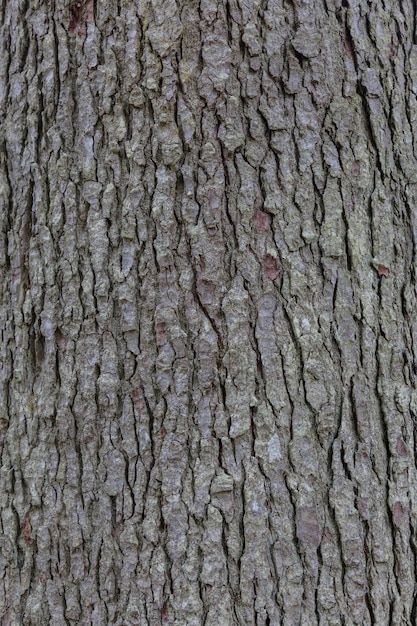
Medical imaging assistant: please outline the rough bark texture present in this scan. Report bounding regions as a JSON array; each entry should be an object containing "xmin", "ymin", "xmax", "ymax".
[{"xmin": 1, "ymin": 0, "xmax": 417, "ymax": 624}]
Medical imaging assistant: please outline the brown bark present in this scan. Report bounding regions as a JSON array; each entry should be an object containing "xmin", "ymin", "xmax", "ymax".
[{"xmin": 1, "ymin": 0, "xmax": 417, "ymax": 624}]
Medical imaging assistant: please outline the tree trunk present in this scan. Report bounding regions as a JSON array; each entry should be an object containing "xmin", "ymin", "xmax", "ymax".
[{"xmin": 1, "ymin": 0, "xmax": 417, "ymax": 624}]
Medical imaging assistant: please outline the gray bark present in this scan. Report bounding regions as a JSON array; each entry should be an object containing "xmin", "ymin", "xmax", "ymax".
[{"xmin": 1, "ymin": 0, "xmax": 417, "ymax": 624}]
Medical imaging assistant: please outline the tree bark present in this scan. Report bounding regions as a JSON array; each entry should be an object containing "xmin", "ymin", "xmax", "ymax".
[{"xmin": 2, "ymin": 0, "xmax": 417, "ymax": 624}]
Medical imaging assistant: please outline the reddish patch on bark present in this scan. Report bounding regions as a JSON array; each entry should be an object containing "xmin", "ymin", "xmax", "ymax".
[
  {"xmin": 392, "ymin": 501, "xmax": 408, "ymax": 527},
  {"xmin": 263, "ymin": 254, "xmax": 280, "ymax": 280},
  {"xmin": 155, "ymin": 321, "xmax": 167, "ymax": 345},
  {"xmin": 69, "ymin": 0, "xmax": 93, "ymax": 35},
  {"xmin": 322, "ymin": 527, "xmax": 333, "ymax": 542},
  {"xmin": 131, "ymin": 387, "xmax": 145, "ymax": 410},
  {"xmin": 160, "ymin": 426, "xmax": 167, "ymax": 438},
  {"xmin": 377, "ymin": 264, "xmax": 389, "ymax": 277},
  {"xmin": 69, "ymin": 2, "xmax": 83, "ymax": 32},
  {"xmin": 85, "ymin": 0, "xmax": 94, "ymax": 21},
  {"xmin": 343, "ymin": 35, "xmax": 355, "ymax": 59},
  {"xmin": 389, "ymin": 43, "xmax": 398, "ymax": 58},
  {"xmin": 396, "ymin": 437, "xmax": 408, "ymax": 457},
  {"xmin": 197, "ymin": 278, "xmax": 216, "ymax": 304},
  {"xmin": 55, "ymin": 328, "xmax": 67, "ymax": 350},
  {"xmin": 254, "ymin": 210, "xmax": 270, "ymax": 232},
  {"xmin": 207, "ymin": 188, "xmax": 220, "ymax": 211},
  {"xmin": 296, "ymin": 506, "xmax": 321, "ymax": 548},
  {"xmin": 22, "ymin": 513, "xmax": 33, "ymax": 546},
  {"xmin": 161, "ymin": 603, "xmax": 169, "ymax": 622},
  {"xmin": 198, "ymin": 255, "xmax": 206, "ymax": 272},
  {"xmin": 356, "ymin": 497, "xmax": 369, "ymax": 520}
]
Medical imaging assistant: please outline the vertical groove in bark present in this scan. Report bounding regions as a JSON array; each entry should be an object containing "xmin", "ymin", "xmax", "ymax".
[{"xmin": 1, "ymin": 0, "xmax": 417, "ymax": 624}]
